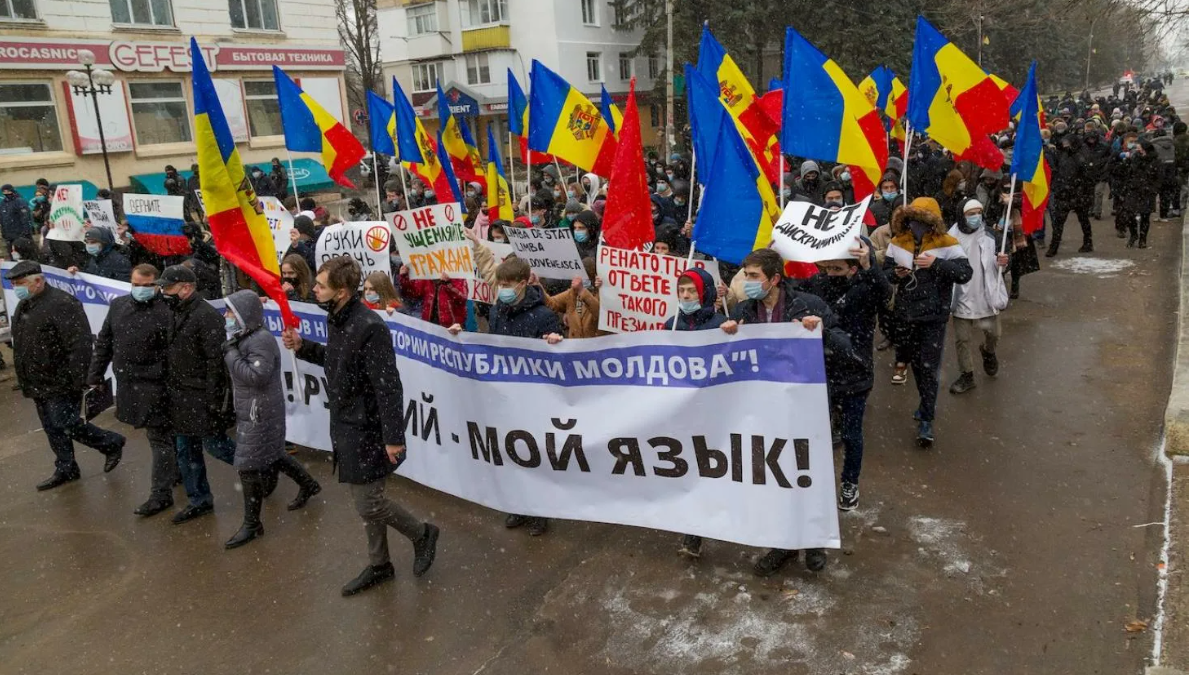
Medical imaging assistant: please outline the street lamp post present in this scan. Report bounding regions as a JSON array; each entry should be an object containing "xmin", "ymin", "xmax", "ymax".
[
  {"xmin": 1085, "ymin": 15, "xmax": 1099, "ymax": 91},
  {"xmin": 66, "ymin": 50, "xmax": 116, "ymax": 192}
]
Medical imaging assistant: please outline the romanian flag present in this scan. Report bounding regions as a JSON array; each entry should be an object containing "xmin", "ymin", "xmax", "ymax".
[
  {"xmin": 435, "ymin": 130, "xmax": 466, "ymax": 206},
  {"xmin": 600, "ymin": 85, "xmax": 624, "ymax": 135},
  {"xmin": 1009, "ymin": 62, "xmax": 1049, "ymax": 235},
  {"xmin": 509, "ymin": 69, "xmax": 553, "ymax": 165},
  {"xmin": 437, "ymin": 82, "xmax": 482, "ymax": 186},
  {"xmin": 457, "ymin": 116, "xmax": 486, "ymax": 189},
  {"xmin": 366, "ymin": 90, "xmax": 397, "ymax": 156},
  {"xmin": 485, "ymin": 125, "xmax": 513, "ymax": 223},
  {"xmin": 192, "ymin": 40, "xmax": 297, "ymax": 328},
  {"xmin": 688, "ymin": 64, "xmax": 780, "ymax": 265},
  {"xmin": 780, "ymin": 27, "xmax": 887, "ymax": 217},
  {"xmin": 907, "ymin": 16, "xmax": 1009, "ymax": 170},
  {"xmin": 697, "ymin": 25, "xmax": 781, "ymax": 184},
  {"xmin": 1000, "ymin": 72, "xmax": 1046, "ymax": 126},
  {"xmin": 392, "ymin": 76, "xmax": 453, "ymax": 200},
  {"xmin": 528, "ymin": 60, "xmax": 617, "ymax": 175},
  {"xmin": 273, "ymin": 66, "xmax": 365, "ymax": 189},
  {"xmin": 601, "ymin": 78, "xmax": 654, "ymax": 251}
]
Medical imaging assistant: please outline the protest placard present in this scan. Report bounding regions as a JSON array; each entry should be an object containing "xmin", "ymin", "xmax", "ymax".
[
  {"xmin": 388, "ymin": 203, "xmax": 474, "ymax": 280},
  {"xmin": 769, "ymin": 196, "xmax": 871, "ymax": 264},
  {"xmin": 46, "ymin": 184, "xmax": 86, "ymax": 241},
  {"xmin": 503, "ymin": 226, "xmax": 588, "ymax": 281},
  {"xmin": 82, "ymin": 199, "xmax": 117, "ymax": 233},
  {"xmin": 597, "ymin": 246, "xmax": 723, "ymax": 333},
  {"xmin": 468, "ymin": 241, "xmax": 514, "ymax": 303},
  {"xmin": 315, "ymin": 221, "xmax": 392, "ymax": 288},
  {"xmin": 259, "ymin": 196, "xmax": 294, "ymax": 265}
]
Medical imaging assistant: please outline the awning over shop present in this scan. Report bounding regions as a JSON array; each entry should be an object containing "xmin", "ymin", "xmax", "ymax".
[
  {"xmin": 128, "ymin": 158, "xmax": 336, "ymax": 196},
  {"xmin": 13, "ymin": 181, "xmax": 101, "ymax": 201}
]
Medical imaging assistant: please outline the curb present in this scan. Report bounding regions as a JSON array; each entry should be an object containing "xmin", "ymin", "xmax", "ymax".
[
  {"xmin": 1167, "ymin": 212, "xmax": 1189, "ymax": 456},
  {"xmin": 1148, "ymin": 668, "xmax": 1189, "ymax": 675}
]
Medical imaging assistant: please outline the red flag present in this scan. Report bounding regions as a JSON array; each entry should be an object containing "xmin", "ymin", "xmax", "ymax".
[{"xmin": 600, "ymin": 79, "xmax": 654, "ymax": 251}]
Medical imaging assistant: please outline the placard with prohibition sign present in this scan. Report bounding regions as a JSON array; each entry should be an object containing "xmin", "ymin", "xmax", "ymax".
[
  {"xmin": 366, "ymin": 224, "xmax": 390, "ymax": 253},
  {"xmin": 387, "ymin": 202, "xmax": 475, "ymax": 280}
]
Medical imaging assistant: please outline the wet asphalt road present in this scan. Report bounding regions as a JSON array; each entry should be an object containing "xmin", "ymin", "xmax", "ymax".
[{"xmin": 1, "ymin": 95, "xmax": 1184, "ymax": 675}]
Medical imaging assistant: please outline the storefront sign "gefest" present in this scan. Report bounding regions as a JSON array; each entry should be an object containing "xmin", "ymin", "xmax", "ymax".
[{"xmin": 0, "ymin": 37, "xmax": 345, "ymax": 72}]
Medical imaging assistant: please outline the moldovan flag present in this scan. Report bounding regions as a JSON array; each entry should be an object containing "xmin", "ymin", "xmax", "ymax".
[
  {"xmin": 274, "ymin": 66, "xmax": 365, "ymax": 189},
  {"xmin": 860, "ymin": 65, "xmax": 908, "ymax": 142},
  {"xmin": 600, "ymin": 79, "xmax": 654, "ymax": 251},
  {"xmin": 192, "ymin": 39, "xmax": 297, "ymax": 327},
  {"xmin": 435, "ymin": 130, "xmax": 466, "ymax": 206},
  {"xmin": 1009, "ymin": 62, "xmax": 1049, "ymax": 235},
  {"xmin": 486, "ymin": 125, "xmax": 514, "ymax": 223},
  {"xmin": 528, "ymin": 60, "xmax": 617, "ymax": 175},
  {"xmin": 437, "ymin": 82, "xmax": 483, "ymax": 185},
  {"xmin": 600, "ymin": 85, "xmax": 624, "ymax": 136},
  {"xmin": 366, "ymin": 90, "xmax": 397, "ymax": 155},
  {"xmin": 509, "ymin": 69, "xmax": 554, "ymax": 165},
  {"xmin": 392, "ymin": 76, "xmax": 454, "ymax": 200},
  {"xmin": 781, "ymin": 27, "xmax": 886, "ymax": 223},
  {"xmin": 907, "ymin": 16, "xmax": 1009, "ymax": 169}
]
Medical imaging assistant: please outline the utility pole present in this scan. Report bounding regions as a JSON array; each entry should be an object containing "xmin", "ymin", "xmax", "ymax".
[{"xmin": 664, "ymin": 0, "xmax": 674, "ymax": 160}]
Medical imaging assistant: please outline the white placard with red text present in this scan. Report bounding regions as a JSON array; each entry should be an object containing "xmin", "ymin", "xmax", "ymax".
[
  {"xmin": 597, "ymin": 246, "xmax": 722, "ymax": 333},
  {"xmin": 387, "ymin": 203, "xmax": 475, "ymax": 281}
]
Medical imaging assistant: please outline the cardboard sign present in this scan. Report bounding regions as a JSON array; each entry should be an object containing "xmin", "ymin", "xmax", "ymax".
[
  {"xmin": 259, "ymin": 196, "xmax": 293, "ymax": 265},
  {"xmin": 388, "ymin": 203, "xmax": 475, "ymax": 280},
  {"xmin": 770, "ymin": 196, "xmax": 871, "ymax": 263},
  {"xmin": 468, "ymin": 240, "xmax": 514, "ymax": 303},
  {"xmin": 315, "ymin": 221, "xmax": 392, "ymax": 289},
  {"xmin": 503, "ymin": 226, "xmax": 588, "ymax": 281},
  {"xmin": 597, "ymin": 246, "xmax": 723, "ymax": 333},
  {"xmin": 82, "ymin": 199, "xmax": 117, "ymax": 233},
  {"xmin": 46, "ymin": 184, "xmax": 86, "ymax": 241}
]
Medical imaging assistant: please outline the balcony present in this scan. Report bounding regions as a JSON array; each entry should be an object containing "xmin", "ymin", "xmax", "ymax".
[{"xmin": 461, "ymin": 24, "xmax": 510, "ymax": 52}]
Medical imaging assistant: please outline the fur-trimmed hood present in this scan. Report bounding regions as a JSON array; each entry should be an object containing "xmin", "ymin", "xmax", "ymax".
[{"xmin": 889, "ymin": 204, "xmax": 946, "ymax": 238}]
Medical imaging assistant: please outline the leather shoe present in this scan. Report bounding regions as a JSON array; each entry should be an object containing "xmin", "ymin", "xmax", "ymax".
[
  {"xmin": 287, "ymin": 482, "xmax": 321, "ymax": 511},
  {"xmin": 36, "ymin": 471, "xmax": 80, "ymax": 491},
  {"xmin": 172, "ymin": 502, "xmax": 214, "ymax": 524},
  {"xmin": 103, "ymin": 438, "xmax": 125, "ymax": 473},
  {"xmin": 224, "ymin": 523, "xmax": 264, "ymax": 550},
  {"xmin": 134, "ymin": 496, "xmax": 174, "ymax": 517},
  {"xmin": 342, "ymin": 563, "xmax": 395, "ymax": 597},
  {"xmin": 412, "ymin": 523, "xmax": 439, "ymax": 577}
]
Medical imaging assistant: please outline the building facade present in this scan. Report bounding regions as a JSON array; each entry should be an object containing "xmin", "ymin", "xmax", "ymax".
[
  {"xmin": 0, "ymin": 0, "xmax": 346, "ymax": 193},
  {"xmin": 376, "ymin": 0, "xmax": 665, "ymax": 170}
]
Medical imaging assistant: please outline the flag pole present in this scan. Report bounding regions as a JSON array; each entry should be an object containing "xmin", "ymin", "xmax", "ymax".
[
  {"xmin": 686, "ymin": 149, "xmax": 697, "ymax": 224},
  {"xmin": 901, "ymin": 124, "xmax": 914, "ymax": 207},
  {"xmin": 553, "ymin": 157, "xmax": 564, "ymax": 189},
  {"xmin": 1000, "ymin": 174, "xmax": 1017, "ymax": 255},
  {"xmin": 285, "ymin": 149, "xmax": 300, "ymax": 205},
  {"xmin": 672, "ymin": 241, "xmax": 697, "ymax": 332},
  {"xmin": 778, "ymin": 153, "xmax": 786, "ymax": 209},
  {"xmin": 508, "ymin": 132, "xmax": 516, "ymax": 203},
  {"xmin": 372, "ymin": 153, "xmax": 382, "ymax": 214}
]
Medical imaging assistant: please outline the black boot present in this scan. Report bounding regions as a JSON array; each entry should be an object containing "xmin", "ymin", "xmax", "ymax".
[
  {"xmin": 274, "ymin": 455, "xmax": 321, "ymax": 511},
  {"xmin": 36, "ymin": 470, "xmax": 80, "ymax": 491},
  {"xmin": 980, "ymin": 345, "xmax": 999, "ymax": 376},
  {"xmin": 1044, "ymin": 243, "xmax": 1059, "ymax": 258},
  {"xmin": 342, "ymin": 563, "xmax": 395, "ymax": 597},
  {"xmin": 753, "ymin": 548, "xmax": 796, "ymax": 577},
  {"xmin": 679, "ymin": 535, "xmax": 704, "ymax": 558},
  {"xmin": 949, "ymin": 372, "xmax": 976, "ymax": 394},
  {"xmin": 225, "ymin": 471, "xmax": 265, "ymax": 550},
  {"xmin": 412, "ymin": 523, "xmax": 439, "ymax": 577}
]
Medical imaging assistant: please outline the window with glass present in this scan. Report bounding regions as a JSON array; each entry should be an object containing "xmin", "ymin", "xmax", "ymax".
[
  {"xmin": 412, "ymin": 62, "xmax": 441, "ymax": 92},
  {"xmin": 0, "ymin": 83, "xmax": 62, "ymax": 154},
  {"xmin": 229, "ymin": 0, "xmax": 279, "ymax": 30},
  {"xmin": 581, "ymin": 0, "xmax": 596, "ymax": 25},
  {"xmin": 0, "ymin": 0, "xmax": 37, "ymax": 20},
  {"xmin": 611, "ymin": 0, "xmax": 628, "ymax": 28},
  {"xmin": 586, "ymin": 52, "xmax": 601, "ymax": 82},
  {"xmin": 466, "ymin": 53, "xmax": 491, "ymax": 85},
  {"xmin": 128, "ymin": 81, "xmax": 190, "ymax": 146},
  {"xmin": 618, "ymin": 53, "xmax": 632, "ymax": 81},
  {"xmin": 243, "ymin": 79, "xmax": 282, "ymax": 138},
  {"xmin": 407, "ymin": 3, "xmax": 436, "ymax": 35},
  {"xmin": 110, "ymin": 0, "xmax": 172, "ymax": 25},
  {"xmin": 648, "ymin": 56, "xmax": 659, "ymax": 79},
  {"xmin": 650, "ymin": 103, "xmax": 660, "ymax": 128},
  {"xmin": 461, "ymin": 0, "xmax": 505, "ymax": 27}
]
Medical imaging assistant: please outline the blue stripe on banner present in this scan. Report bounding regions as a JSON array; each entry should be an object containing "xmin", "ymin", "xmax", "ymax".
[
  {"xmin": 126, "ymin": 213, "xmax": 185, "ymax": 236},
  {"xmin": 259, "ymin": 305, "xmax": 827, "ymax": 389},
  {"xmin": 1, "ymin": 264, "xmax": 130, "ymax": 306}
]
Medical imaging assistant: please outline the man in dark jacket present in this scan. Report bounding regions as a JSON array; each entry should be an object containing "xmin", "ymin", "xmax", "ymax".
[
  {"xmin": 285, "ymin": 215, "xmax": 318, "ymax": 273},
  {"xmin": 1045, "ymin": 133, "xmax": 1094, "ymax": 256},
  {"xmin": 88, "ymin": 263, "xmax": 176, "ymax": 515},
  {"xmin": 1081, "ymin": 132, "xmax": 1113, "ymax": 219},
  {"xmin": 185, "ymin": 164, "xmax": 202, "ymax": 221},
  {"xmin": 663, "ymin": 267, "xmax": 725, "ymax": 332},
  {"xmin": 1, "ymin": 184, "xmax": 33, "ymax": 259},
  {"xmin": 719, "ymin": 248, "xmax": 853, "ymax": 578},
  {"xmin": 73, "ymin": 227, "xmax": 131, "ymax": 282},
  {"xmin": 158, "ymin": 264, "xmax": 236, "ymax": 524},
  {"xmin": 8, "ymin": 261, "xmax": 126, "ymax": 490},
  {"xmin": 270, "ymin": 158, "xmax": 288, "ymax": 199},
  {"xmin": 283, "ymin": 256, "xmax": 439, "ymax": 596}
]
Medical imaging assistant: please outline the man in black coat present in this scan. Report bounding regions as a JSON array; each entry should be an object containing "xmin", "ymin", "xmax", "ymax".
[
  {"xmin": 158, "ymin": 264, "xmax": 236, "ymax": 524},
  {"xmin": 1, "ymin": 184, "xmax": 33, "ymax": 260},
  {"xmin": 7, "ymin": 261, "xmax": 126, "ymax": 490},
  {"xmin": 89, "ymin": 263, "xmax": 177, "ymax": 516},
  {"xmin": 1081, "ymin": 131, "xmax": 1113, "ymax": 219},
  {"xmin": 72, "ymin": 227, "xmax": 131, "ymax": 282},
  {"xmin": 1045, "ymin": 133, "xmax": 1094, "ymax": 256},
  {"xmin": 283, "ymin": 256, "xmax": 439, "ymax": 596}
]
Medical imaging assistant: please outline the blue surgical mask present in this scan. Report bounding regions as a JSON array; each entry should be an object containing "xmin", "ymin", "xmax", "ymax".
[
  {"xmin": 130, "ymin": 286, "xmax": 156, "ymax": 303},
  {"xmin": 679, "ymin": 299, "xmax": 701, "ymax": 314},
  {"xmin": 497, "ymin": 287, "xmax": 518, "ymax": 304},
  {"xmin": 10, "ymin": 252, "xmax": 20, "ymax": 261},
  {"xmin": 225, "ymin": 316, "xmax": 239, "ymax": 333},
  {"xmin": 364, "ymin": 291, "xmax": 380, "ymax": 305},
  {"xmin": 674, "ymin": 198, "xmax": 686, "ymax": 207},
  {"xmin": 14, "ymin": 285, "xmax": 30, "ymax": 301},
  {"xmin": 840, "ymin": 171, "xmax": 851, "ymax": 182},
  {"xmin": 965, "ymin": 214, "xmax": 984, "ymax": 228},
  {"xmin": 531, "ymin": 214, "xmax": 542, "ymax": 225},
  {"xmin": 85, "ymin": 243, "xmax": 102, "ymax": 256},
  {"xmin": 573, "ymin": 230, "xmax": 589, "ymax": 243},
  {"xmin": 882, "ymin": 190, "xmax": 899, "ymax": 201},
  {"xmin": 656, "ymin": 182, "xmax": 668, "ymax": 193},
  {"xmin": 567, "ymin": 190, "xmax": 577, "ymax": 199},
  {"xmin": 743, "ymin": 280, "xmax": 767, "ymax": 300}
]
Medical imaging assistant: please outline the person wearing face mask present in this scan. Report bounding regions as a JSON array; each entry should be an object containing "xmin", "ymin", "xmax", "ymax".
[
  {"xmin": 1044, "ymin": 132, "xmax": 1094, "ymax": 257},
  {"xmin": 283, "ymin": 256, "xmax": 440, "ymax": 596},
  {"xmin": 280, "ymin": 254, "xmax": 315, "ymax": 301},
  {"xmin": 1080, "ymin": 132, "xmax": 1113, "ymax": 220},
  {"xmin": 75, "ymin": 228, "xmax": 131, "ymax": 282},
  {"xmin": 947, "ymin": 200, "xmax": 1010, "ymax": 395},
  {"xmin": 830, "ymin": 167, "xmax": 856, "ymax": 203},
  {"xmin": 269, "ymin": 158, "xmax": 288, "ymax": 198},
  {"xmin": 560, "ymin": 199, "xmax": 583, "ymax": 228},
  {"xmin": 362, "ymin": 271, "xmax": 401, "ymax": 312},
  {"xmin": 792, "ymin": 160, "xmax": 825, "ymax": 205},
  {"xmin": 488, "ymin": 221, "xmax": 509, "ymax": 244},
  {"xmin": 87, "ymin": 263, "xmax": 177, "ymax": 514},
  {"xmin": 398, "ymin": 264, "xmax": 468, "ymax": 329},
  {"xmin": 1116, "ymin": 138, "xmax": 1162, "ymax": 248},
  {"xmin": 821, "ymin": 182, "xmax": 847, "ymax": 211},
  {"xmin": 933, "ymin": 169, "xmax": 967, "ymax": 228},
  {"xmin": 448, "ymin": 257, "xmax": 564, "ymax": 536},
  {"xmin": 285, "ymin": 215, "xmax": 319, "ymax": 273},
  {"xmin": 799, "ymin": 237, "xmax": 889, "ymax": 512},
  {"xmin": 8, "ymin": 261, "xmax": 127, "ymax": 491},
  {"xmin": 974, "ymin": 168, "xmax": 1004, "ymax": 214},
  {"xmin": 9, "ymin": 236, "xmax": 39, "ymax": 264},
  {"xmin": 868, "ymin": 174, "xmax": 901, "ymax": 233},
  {"xmin": 571, "ymin": 210, "xmax": 600, "ymax": 260},
  {"xmin": 220, "ymin": 290, "xmax": 321, "ymax": 549},
  {"xmin": 539, "ymin": 258, "xmax": 602, "ymax": 340},
  {"xmin": 883, "ymin": 198, "xmax": 973, "ymax": 447},
  {"xmin": 1, "ymin": 183, "xmax": 33, "ymax": 260},
  {"xmin": 156, "ymin": 265, "xmax": 237, "ymax": 524},
  {"xmin": 651, "ymin": 194, "xmax": 678, "ymax": 234},
  {"xmin": 382, "ymin": 182, "xmax": 405, "ymax": 214},
  {"xmin": 581, "ymin": 172, "xmax": 602, "ymax": 203},
  {"xmin": 719, "ymin": 249, "xmax": 853, "ymax": 576}
]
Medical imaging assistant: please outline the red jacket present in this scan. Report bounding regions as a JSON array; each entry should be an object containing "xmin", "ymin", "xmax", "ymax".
[{"xmin": 399, "ymin": 276, "xmax": 469, "ymax": 327}]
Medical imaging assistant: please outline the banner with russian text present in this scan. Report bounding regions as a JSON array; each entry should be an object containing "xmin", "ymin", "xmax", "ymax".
[
  {"xmin": 387, "ymin": 203, "xmax": 475, "ymax": 280},
  {"xmin": 597, "ymin": 246, "xmax": 723, "ymax": 333}
]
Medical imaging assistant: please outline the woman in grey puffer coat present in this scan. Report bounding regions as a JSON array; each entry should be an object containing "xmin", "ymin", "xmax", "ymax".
[{"xmin": 222, "ymin": 290, "xmax": 321, "ymax": 549}]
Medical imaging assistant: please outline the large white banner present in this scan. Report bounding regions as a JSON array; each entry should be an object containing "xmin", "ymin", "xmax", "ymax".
[
  {"xmin": 46, "ymin": 184, "xmax": 86, "ymax": 242},
  {"xmin": 770, "ymin": 196, "xmax": 871, "ymax": 263},
  {"xmin": 2, "ymin": 263, "xmax": 840, "ymax": 551},
  {"xmin": 314, "ymin": 221, "xmax": 392, "ymax": 288}
]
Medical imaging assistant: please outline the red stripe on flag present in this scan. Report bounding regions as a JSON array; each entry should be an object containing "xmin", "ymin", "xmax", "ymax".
[
  {"xmin": 324, "ymin": 123, "xmax": 365, "ymax": 189},
  {"xmin": 952, "ymin": 78, "xmax": 1010, "ymax": 135},
  {"xmin": 134, "ymin": 232, "xmax": 192, "ymax": 257},
  {"xmin": 208, "ymin": 208, "xmax": 298, "ymax": 328}
]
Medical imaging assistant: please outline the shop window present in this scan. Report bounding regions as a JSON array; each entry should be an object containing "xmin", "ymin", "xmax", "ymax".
[
  {"xmin": 466, "ymin": 53, "xmax": 490, "ymax": 86},
  {"xmin": 243, "ymin": 79, "xmax": 282, "ymax": 138},
  {"xmin": 0, "ymin": 0, "xmax": 38, "ymax": 20},
  {"xmin": 128, "ymin": 81, "xmax": 191, "ymax": 145},
  {"xmin": 0, "ymin": 83, "xmax": 62, "ymax": 153},
  {"xmin": 412, "ymin": 62, "xmax": 441, "ymax": 92},
  {"xmin": 407, "ymin": 3, "xmax": 436, "ymax": 35},
  {"xmin": 110, "ymin": 0, "xmax": 173, "ymax": 26},
  {"xmin": 229, "ymin": 0, "xmax": 279, "ymax": 31}
]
